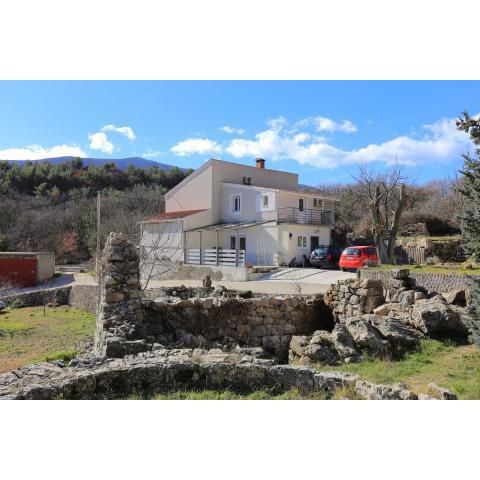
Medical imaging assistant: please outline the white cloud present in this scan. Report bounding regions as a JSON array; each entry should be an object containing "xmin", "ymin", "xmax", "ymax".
[
  {"xmin": 314, "ymin": 116, "xmax": 358, "ymax": 133},
  {"xmin": 221, "ymin": 126, "xmax": 245, "ymax": 135},
  {"xmin": 0, "ymin": 144, "xmax": 86, "ymax": 161},
  {"xmin": 225, "ymin": 116, "xmax": 472, "ymax": 169},
  {"xmin": 88, "ymin": 132, "xmax": 114, "ymax": 154},
  {"xmin": 101, "ymin": 124, "xmax": 136, "ymax": 140},
  {"xmin": 171, "ymin": 138, "xmax": 222, "ymax": 157}
]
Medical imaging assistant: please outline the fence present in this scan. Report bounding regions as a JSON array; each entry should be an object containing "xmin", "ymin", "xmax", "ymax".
[
  {"xmin": 394, "ymin": 246, "xmax": 426, "ymax": 265},
  {"xmin": 186, "ymin": 248, "xmax": 245, "ymax": 267}
]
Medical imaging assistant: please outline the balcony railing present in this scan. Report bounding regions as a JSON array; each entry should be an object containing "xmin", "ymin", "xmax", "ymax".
[
  {"xmin": 277, "ymin": 207, "xmax": 334, "ymax": 226},
  {"xmin": 186, "ymin": 248, "xmax": 245, "ymax": 267}
]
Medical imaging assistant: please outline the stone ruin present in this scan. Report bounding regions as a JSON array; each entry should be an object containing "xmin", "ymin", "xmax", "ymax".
[
  {"xmin": 1, "ymin": 234, "xmax": 472, "ymax": 400},
  {"xmin": 288, "ymin": 267, "xmax": 477, "ymax": 366}
]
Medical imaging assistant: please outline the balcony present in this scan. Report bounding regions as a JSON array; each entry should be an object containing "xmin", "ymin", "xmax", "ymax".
[{"xmin": 277, "ymin": 207, "xmax": 334, "ymax": 226}]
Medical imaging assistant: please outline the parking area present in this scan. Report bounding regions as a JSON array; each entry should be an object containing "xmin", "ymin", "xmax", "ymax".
[{"xmin": 148, "ymin": 268, "xmax": 355, "ymax": 295}]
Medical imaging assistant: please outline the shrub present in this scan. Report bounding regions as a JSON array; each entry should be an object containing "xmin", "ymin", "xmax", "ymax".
[{"xmin": 425, "ymin": 255, "xmax": 440, "ymax": 265}]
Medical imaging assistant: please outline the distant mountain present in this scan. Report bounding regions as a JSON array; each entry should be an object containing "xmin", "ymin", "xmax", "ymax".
[{"xmin": 5, "ymin": 156, "xmax": 184, "ymax": 171}]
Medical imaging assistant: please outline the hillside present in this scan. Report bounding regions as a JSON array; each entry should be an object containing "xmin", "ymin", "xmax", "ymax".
[{"xmin": 4, "ymin": 156, "xmax": 184, "ymax": 171}]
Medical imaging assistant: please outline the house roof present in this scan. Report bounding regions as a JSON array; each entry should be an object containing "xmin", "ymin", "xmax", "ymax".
[
  {"xmin": 164, "ymin": 158, "xmax": 299, "ymax": 200},
  {"xmin": 186, "ymin": 220, "xmax": 276, "ymax": 232},
  {"xmin": 140, "ymin": 209, "xmax": 207, "ymax": 223}
]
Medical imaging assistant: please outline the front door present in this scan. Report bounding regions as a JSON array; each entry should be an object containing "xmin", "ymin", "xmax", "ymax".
[
  {"xmin": 230, "ymin": 236, "xmax": 246, "ymax": 251},
  {"xmin": 310, "ymin": 236, "xmax": 319, "ymax": 252},
  {"xmin": 298, "ymin": 198, "xmax": 305, "ymax": 212}
]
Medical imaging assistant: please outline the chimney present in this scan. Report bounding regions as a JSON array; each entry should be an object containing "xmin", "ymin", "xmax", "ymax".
[{"xmin": 255, "ymin": 158, "xmax": 265, "ymax": 169}]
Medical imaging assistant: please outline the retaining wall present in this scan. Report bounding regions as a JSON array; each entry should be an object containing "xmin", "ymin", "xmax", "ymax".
[
  {"xmin": 360, "ymin": 269, "xmax": 478, "ymax": 293},
  {"xmin": 144, "ymin": 295, "xmax": 330, "ymax": 358}
]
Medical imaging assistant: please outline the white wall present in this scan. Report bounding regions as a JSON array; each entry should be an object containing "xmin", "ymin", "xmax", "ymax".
[
  {"xmin": 165, "ymin": 162, "xmax": 213, "ymax": 212},
  {"xmin": 280, "ymin": 224, "xmax": 332, "ymax": 265},
  {"xmin": 220, "ymin": 184, "xmax": 277, "ymax": 224}
]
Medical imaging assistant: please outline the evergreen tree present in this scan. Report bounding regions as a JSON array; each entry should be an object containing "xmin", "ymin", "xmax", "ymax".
[{"xmin": 456, "ymin": 112, "xmax": 480, "ymax": 260}]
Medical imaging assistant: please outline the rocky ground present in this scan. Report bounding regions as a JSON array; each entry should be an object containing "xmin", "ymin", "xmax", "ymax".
[{"xmin": 0, "ymin": 345, "xmax": 452, "ymax": 400}]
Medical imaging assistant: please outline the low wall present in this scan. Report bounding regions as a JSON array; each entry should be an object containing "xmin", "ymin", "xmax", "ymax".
[
  {"xmin": 0, "ymin": 354, "xmax": 417, "ymax": 400},
  {"xmin": 324, "ymin": 278, "xmax": 384, "ymax": 322},
  {"xmin": 68, "ymin": 285, "xmax": 98, "ymax": 314},
  {"xmin": 360, "ymin": 269, "xmax": 478, "ymax": 293},
  {"xmin": 0, "ymin": 286, "xmax": 71, "ymax": 307},
  {"xmin": 144, "ymin": 295, "xmax": 330, "ymax": 358},
  {"xmin": 142, "ymin": 262, "xmax": 263, "ymax": 282}
]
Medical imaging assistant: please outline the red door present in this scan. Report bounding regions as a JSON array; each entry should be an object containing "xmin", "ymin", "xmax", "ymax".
[{"xmin": 0, "ymin": 258, "xmax": 37, "ymax": 287}]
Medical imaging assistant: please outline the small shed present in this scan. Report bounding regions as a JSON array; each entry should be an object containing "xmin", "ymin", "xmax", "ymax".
[{"xmin": 0, "ymin": 252, "xmax": 55, "ymax": 287}]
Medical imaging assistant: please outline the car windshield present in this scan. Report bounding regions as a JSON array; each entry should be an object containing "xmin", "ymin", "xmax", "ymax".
[
  {"xmin": 344, "ymin": 248, "xmax": 360, "ymax": 255},
  {"xmin": 314, "ymin": 247, "xmax": 328, "ymax": 254}
]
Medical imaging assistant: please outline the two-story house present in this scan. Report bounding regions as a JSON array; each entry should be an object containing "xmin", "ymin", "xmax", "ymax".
[{"xmin": 140, "ymin": 158, "xmax": 338, "ymax": 275}]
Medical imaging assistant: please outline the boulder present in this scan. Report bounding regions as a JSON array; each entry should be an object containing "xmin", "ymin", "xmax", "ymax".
[
  {"xmin": 354, "ymin": 380, "xmax": 417, "ymax": 400},
  {"xmin": 399, "ymin": 290, "xmax": 416, "ymax": 306},
  {"xmin": 427, "ymin": 382, "xmax": 458, "ymax": 400},
  {"xmin": 410, "ymin": 297, "xmax": 468, "ymax": 335},
  {"xmin": 330, "ymin": 323, "xmax": 360, "ymax": 360},
  {"xmin": 391, "ymin": 268, "xmax": 410, "ymax": 280},
  {"xmin": 442, "ymin": 289, "xmax": 466, "ymax": 307},
  {"xmin": 344, "ymin": 316, "xmax": 391, "ymax": 358},
  {"xmin": 363, "ymin": 314, "xmax": 422, "ymax": 353},
  {"xmin": 414, "ymin": 291, "xmax": 427, "ymax": 301},
  {"xmin": 288, "ymin": 331, "xmax": 338, "ymax": 365},
  {"xmin": 373, "ymin": 302, "xmax": 404, "ymax": 316}
]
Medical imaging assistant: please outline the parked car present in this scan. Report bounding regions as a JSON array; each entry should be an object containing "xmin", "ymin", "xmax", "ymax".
[
  {"xmin": 339, "ymin": 246, "xmax": 379, "ymax": 271},
  {"xmin": 310, "ymin": 245, "xmax": 343, "ymax": 269}
]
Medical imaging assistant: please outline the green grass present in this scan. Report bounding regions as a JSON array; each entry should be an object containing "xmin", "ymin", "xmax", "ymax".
[
  {"xmin": 316, "ymin": 339, "xmax": 480, "ymax": 399},
  {"xmin": 398, "ymin": 235, "xmax": 460, "ymax": 243},
  {"xmin": 0, "ymin": 306, "xmax": 96, "ymax": 372},
  {"xmin": 127, "ymin": 388, "xmax": 331, "ymax": 400},
  {"xmin": 370, "ymin": 264, "xmax": 480, "ymax": 275}
]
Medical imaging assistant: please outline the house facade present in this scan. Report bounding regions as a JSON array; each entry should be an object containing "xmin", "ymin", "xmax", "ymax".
[{"xmin": 140, "ymin": 158, "xmax": 337, "ymax": 274}]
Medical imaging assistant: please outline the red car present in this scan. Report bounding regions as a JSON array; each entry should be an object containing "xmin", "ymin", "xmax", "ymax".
[{"xmin": 339, "ymin": 246, "xmax": 379, "ymax": 271}]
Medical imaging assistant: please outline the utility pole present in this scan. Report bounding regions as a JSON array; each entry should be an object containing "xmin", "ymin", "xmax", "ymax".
[
  {"xmin": 96, "ymin": 191, "xmax": 102, "ymax": 309},
  {"xmin": 96, "ymin": 191, "xmax": 101, "ymax": 274}
]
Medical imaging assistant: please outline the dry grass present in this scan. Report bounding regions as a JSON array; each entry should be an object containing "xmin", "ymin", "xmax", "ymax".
[
  {"xmin": 0, "ymin": 306, "xmax": 95, "ymax": 372},
  {"xmin": 318, "ymin": 340, "xmax": 480, "ymax": 399}
]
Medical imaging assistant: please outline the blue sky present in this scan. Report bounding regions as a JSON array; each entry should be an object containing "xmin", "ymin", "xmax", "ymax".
[{"xmin": 0, "ymin": 81, "xmax": 478, "ymax": 185}]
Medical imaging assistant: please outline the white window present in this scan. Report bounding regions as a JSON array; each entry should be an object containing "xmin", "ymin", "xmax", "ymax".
[
  {"xmin": 263, "ymin": 195, "xmax": 269, "ymax": 207},
  {"xmin": 297, "ymin": 235, "xmax": 307, "ymax": 248},
  {"xmin": 232, "ymin": 195, "xmax": 241, "ymax": 213}
]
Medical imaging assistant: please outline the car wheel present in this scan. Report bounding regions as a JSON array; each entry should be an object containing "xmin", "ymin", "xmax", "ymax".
[{"xmin": 340, "ymin": 267, "xmax": 345, "ymax": 272}]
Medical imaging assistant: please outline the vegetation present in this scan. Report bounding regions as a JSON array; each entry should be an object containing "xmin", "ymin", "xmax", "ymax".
[
  {"xmin": 0, "ymin": 158, "xmax": 191, "ymax": 196},
  {"xmin": 0, "ymin": 158, "xmax": 192, "ymax": 263},
  {"xmin": 0, "ymin": 305, "xmax": 96, "ymax": 372},
  {"xmin": 366, "ymin": 263, "xmax": 480, "ymax": 275},
  {"xmin": 129, "ymin": 388, "xmax": 331, "ymax": 400},
  {"xmin": 318, "ymin": 339, "xmax": 480, "ymax": 399},
  {"xmin": 456, "ymin": 112, "xmax": 480, "ymax": 260}
]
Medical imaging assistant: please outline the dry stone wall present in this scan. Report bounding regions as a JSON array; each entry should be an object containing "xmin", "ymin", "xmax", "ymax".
[
  {"xmin": 360, "ymin": 269, "xmax": 478, "ymax": 294},
  {"xmin": 94, "ymin": 233, "xmax": 330, "ymax": 360},
  {"xmin": 323, "ymin": 278, "xmax": 384, "ymax": 322},
  {"xmin": 144, "ymin": 295, "xmax": 328, "ymax": 358},
  {"xmin": 94, "ymin": 233, "xmax": 145, "ymax": 357}
]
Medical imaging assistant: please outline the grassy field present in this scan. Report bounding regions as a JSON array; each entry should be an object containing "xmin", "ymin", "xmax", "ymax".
[
  {"xmin": 318, "ymin": 339, "xmax": 480, "ymax": 399},
  {"xmin": 0, "ymin": 306, "xmax": 95, "ymax": 372},
  {"xmin": 369, "ymin": 264, "xmax": 480, "ymax": 275},
  {"xmin": 128, "ymin": 388, "xmax": 359, "ymax": 400}
]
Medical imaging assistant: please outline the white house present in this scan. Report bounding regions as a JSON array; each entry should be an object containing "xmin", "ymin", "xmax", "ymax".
[{"xmin": 140, "ymin": 158, "xmax": 338, "ymax": 275}]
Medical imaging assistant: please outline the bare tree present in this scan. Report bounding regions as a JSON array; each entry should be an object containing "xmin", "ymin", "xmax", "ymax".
[
  {"xmin": 139, "ymin": 222, "xmax": 184, "ymax": 290},
  {"xmin": 353, "ymin": 162, "xmax": 410, "ymax": 264}
]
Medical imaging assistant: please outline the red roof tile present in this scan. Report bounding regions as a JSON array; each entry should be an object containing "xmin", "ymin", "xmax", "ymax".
[{"xmin": 141, "ymin": 209, "xmax": 207, "ymax": 223}]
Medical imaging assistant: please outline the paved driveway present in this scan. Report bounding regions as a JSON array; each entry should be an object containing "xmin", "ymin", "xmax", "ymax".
[{"xmin": 148, "ymin": 268, "xmax": 355, "ymax": 295}]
